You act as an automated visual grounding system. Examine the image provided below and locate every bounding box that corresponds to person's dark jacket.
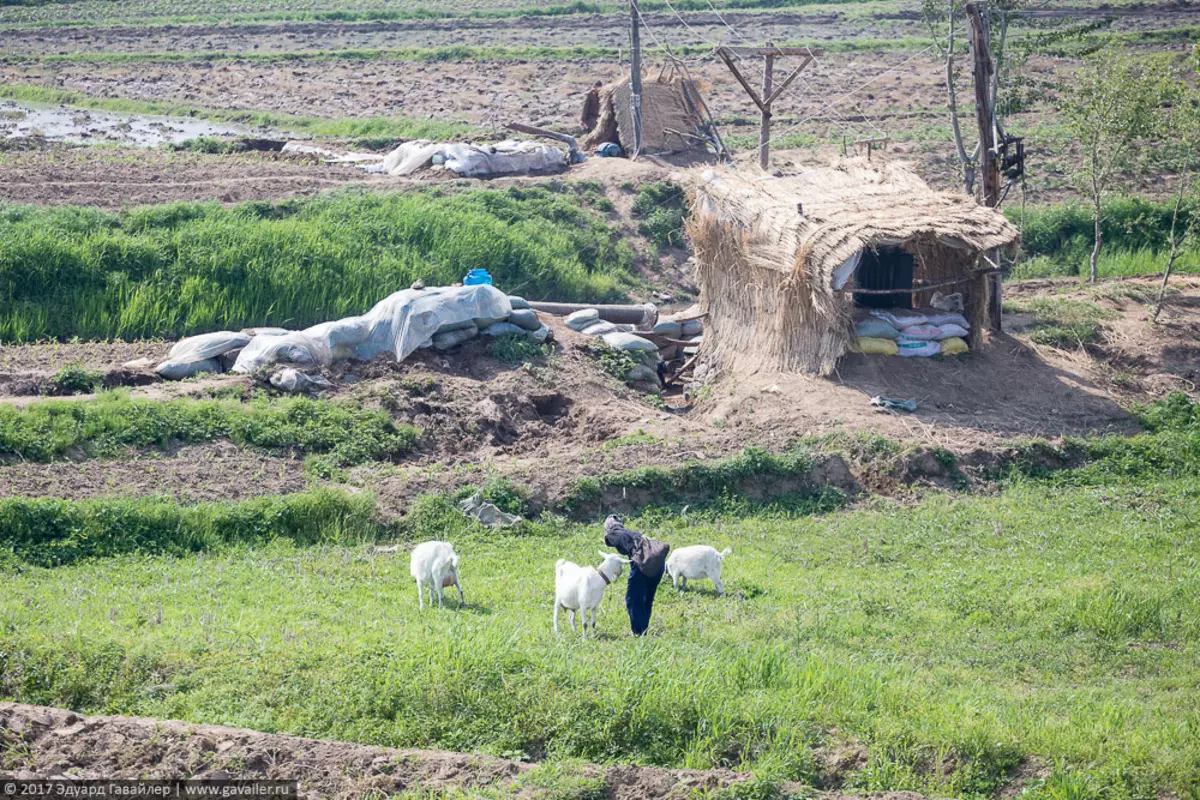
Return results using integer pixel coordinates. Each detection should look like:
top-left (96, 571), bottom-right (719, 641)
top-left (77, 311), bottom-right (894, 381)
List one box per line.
top-left (603, 515), bottom-right (669, 576)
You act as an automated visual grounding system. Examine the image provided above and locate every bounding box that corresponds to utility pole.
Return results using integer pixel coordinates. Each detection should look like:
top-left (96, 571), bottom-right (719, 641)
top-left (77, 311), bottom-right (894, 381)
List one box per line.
top-left (967, 1), bottom-right (1003, 332)
top-left (716, 44), bottom-right (821, 171)
top-left (629, 0), bottom-right (643, 159)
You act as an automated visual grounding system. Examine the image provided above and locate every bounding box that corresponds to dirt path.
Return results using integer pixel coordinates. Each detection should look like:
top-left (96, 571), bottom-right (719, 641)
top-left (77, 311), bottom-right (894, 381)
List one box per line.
top-left (0, 702), bottom-right (772, 798)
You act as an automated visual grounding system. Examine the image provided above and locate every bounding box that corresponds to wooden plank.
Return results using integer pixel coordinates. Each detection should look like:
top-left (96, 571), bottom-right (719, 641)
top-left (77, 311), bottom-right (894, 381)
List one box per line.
top-left (720, 45), bottom-right (824, 57)
top-left (833, 269), bottom-right (1003, 295)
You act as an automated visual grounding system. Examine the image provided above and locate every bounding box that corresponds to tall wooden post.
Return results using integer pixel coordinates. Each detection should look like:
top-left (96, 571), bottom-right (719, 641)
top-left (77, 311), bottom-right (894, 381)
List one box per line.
top-left (629, 0), bottom-right (644, 159)
top-left (759, 45), bottom-right (775, 169)
top-left (716, 45), bottom-right (821, 171)
top-left (968, 1), bottom-right (1003, 332)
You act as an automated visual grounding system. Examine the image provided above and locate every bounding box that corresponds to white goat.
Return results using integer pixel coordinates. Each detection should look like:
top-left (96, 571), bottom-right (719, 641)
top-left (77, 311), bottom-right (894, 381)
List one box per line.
top-left (666, 545), bottom-right (732, 596)
top-left (410, 540), bottom-right (463, 609)
top-left (554, 551), bottom-right (629, 638)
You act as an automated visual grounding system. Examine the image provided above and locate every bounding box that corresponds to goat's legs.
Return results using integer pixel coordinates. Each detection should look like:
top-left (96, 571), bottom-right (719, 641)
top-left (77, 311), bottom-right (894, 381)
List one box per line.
top-left (671, 571), bottom-right (680, 591)
top-left (455, 576), bottom-right (465, 606)
top-left (713, 575), bottom-right (725, 597)
top-left (416, 579), bottom-right (425, 610)
top-left (680, 576), bottom-right (688, 591)
top-left (553, 603), bottom-right (560, 634)
top-left (568, 609), bottom-right (578, 634)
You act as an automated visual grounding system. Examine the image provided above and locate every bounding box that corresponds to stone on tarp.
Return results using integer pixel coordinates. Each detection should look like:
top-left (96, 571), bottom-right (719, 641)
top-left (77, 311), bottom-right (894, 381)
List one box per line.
top-left (458, 491), bottom-right (523, 528)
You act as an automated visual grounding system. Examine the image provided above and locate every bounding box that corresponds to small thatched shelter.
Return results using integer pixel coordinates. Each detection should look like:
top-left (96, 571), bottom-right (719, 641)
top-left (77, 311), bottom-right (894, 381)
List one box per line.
top-left (686, 159), bottom-right (1020, 375)
top-left (582, 73), bottom-right (723, 157)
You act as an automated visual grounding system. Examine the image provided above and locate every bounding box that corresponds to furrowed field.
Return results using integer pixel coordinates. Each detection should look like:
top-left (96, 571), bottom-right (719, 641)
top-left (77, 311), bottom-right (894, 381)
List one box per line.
top-left (3, 400), bottom-right (1200, 800)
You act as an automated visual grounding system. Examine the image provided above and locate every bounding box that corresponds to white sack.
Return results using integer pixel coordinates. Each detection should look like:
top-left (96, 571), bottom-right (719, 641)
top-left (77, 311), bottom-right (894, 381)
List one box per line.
top-left (232, 331), bottom-right (330, 374)
top-left (167, 331), bottom-right (251, 363)
top-left (442, 140), bottom-right (566, 178)
top-left (156, 358), bottom-right (220, 379)
top-left (382, 140), bottom-right (444, 176)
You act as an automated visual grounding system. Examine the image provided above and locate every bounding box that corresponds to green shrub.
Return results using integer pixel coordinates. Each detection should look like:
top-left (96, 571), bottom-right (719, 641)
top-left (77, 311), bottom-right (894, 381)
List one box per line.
top-left (0, 491), bottom-right (382, 567)
top-left (487, 334), bottom-right (550, 365)
top-left (48, 364), bottom-right (101, 395)
top-left (0, 187), bottom-right (635, 342)
top-left (585, 341), bottom-right (638, 381)
top-left (631, 181), bottom-right (688, 249)
top-left (0, 393), bottom-right (419, 465)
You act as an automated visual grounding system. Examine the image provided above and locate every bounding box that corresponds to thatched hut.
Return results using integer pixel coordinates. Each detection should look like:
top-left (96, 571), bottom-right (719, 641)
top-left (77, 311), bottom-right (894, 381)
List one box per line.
top-left (582, 73), bottom-right (722, 157)
top-left (686, 159), bottom-right (1020, 375)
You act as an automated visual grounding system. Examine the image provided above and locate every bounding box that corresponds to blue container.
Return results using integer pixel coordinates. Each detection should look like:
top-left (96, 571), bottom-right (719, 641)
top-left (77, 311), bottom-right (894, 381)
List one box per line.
top-left (463, 269), bottom-right (493, 286)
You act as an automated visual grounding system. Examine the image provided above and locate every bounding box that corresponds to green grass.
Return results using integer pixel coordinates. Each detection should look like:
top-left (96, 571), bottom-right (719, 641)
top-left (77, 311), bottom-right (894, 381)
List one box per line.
top-left (0, 392), bottom-right (419, 465)
top-left (0, 185), bottom-right (635, 342)
top-left (631, 181), bottom-right (688, 250)
top-left (1002, 297), bottom-right (1118, 349)
top-left (1, 477), bottom-right (1198, 797)
top-left (0, 490), bottom-right (382, 568)
top-left (0, 83), bottom-right (471, 141)
top-left (487, 334), bottom-right (552, 365)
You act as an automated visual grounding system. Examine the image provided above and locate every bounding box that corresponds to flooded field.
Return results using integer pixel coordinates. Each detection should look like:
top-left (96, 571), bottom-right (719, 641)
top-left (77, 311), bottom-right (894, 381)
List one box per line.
top-left (0, 99), bottom-right (276, 146)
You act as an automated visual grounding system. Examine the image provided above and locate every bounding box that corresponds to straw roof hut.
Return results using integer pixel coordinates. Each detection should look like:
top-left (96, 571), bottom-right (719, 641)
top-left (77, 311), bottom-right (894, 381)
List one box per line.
top-left (582, 73), bottom-right (722, 157)
top-left (686, 158), bottom-right (1020, 375)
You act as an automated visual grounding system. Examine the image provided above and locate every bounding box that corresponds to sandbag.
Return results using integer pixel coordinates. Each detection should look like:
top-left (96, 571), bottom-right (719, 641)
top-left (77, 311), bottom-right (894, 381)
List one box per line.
top-left (442, 140), bottom-right (567, 178)
top-left (156, 358), bottom-right (220, 380)
top-left (869, 309), bottom-right (928, 329)
top-left (855, 318), bottom-right (900, 340)
top-left (270, 368), bottom-right (333, 393)
top-left (507, 295), bottom-right (531, 310)
top-left (681, 320), bottom-right (704, 338)
top-left (578, 320), bottom-right (619, 337)
top-left (914, 308), bottom-right (970, 328)
top-left (435, 319), bottom-right (477, 335)
top-left (303, 316), bottom-right (371, 360)
top-left (936, 323), bottom-right (970, 340)
top-left (898, 325), bottom-right (942, 341)
top-left (850, 337), bottom-right (899, 355)
top-left (653, 321), bottom-right (683, 338)
top-left (529, 324), bottom-right (553, 344)
top-left (381, 140), bottom-right (443, 176)
top-left (507, 308), bottom-right (542, 331)
top-left (940, 337), bottom-right (969, 355)
top-left (242, 327), bottom-right (290, 337)
top-left (601, 332), bottom-right (659, 352)
top-left (566, 308), bottom-right (600, 331)
top-left (481, 322), bottom-right (528, 337)
top-left (626, 364), bottom-right (660, 383)
top-left (432, 326), bottom-right (479, 350)
top-left (167, 331), bottom-right (251, 362)
top-left (895, 337), bottom-right (941, 358)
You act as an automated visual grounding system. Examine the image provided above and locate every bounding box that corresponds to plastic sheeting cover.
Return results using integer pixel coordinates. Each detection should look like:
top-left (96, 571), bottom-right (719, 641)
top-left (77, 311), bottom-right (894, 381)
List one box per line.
top-left (232, 285), bottom-right (511, 373)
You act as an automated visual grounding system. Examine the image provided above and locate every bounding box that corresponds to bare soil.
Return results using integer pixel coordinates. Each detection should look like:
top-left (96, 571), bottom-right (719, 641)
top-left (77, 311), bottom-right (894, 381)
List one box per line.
top-left (2, 278), bottom-right (1195, 511)
top-left (0, 702), bottom-right (766, 799)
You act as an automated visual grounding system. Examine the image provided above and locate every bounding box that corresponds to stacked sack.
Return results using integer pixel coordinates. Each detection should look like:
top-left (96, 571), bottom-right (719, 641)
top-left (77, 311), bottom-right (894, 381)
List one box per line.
top-left (850, 307), bottom-right (971, 358)
top-left (566, 308), bottom-right (664, 392)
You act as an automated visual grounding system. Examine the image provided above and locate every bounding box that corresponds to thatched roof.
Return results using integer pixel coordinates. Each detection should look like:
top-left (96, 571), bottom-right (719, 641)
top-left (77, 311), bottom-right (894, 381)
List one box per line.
top-left (685, 158), bottom-right (1020, 375)
top-left (582, 74), bottom-right (714, 156)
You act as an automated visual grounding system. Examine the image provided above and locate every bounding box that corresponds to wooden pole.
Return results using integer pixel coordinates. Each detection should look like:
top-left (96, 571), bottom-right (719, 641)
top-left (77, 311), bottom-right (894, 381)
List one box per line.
top-left (759, 43), bottom-right (775, 170)
top-left (967, 1), bottom-right (1003, 332)
top-left (629, 0), bottom-right (644, 159)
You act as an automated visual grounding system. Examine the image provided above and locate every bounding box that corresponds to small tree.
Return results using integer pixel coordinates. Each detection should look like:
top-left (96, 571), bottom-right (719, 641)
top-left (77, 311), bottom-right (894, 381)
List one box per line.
top-left (1061, 52), bottom-right (1168, 282)
top-left (1153, 61), bottom-right (1200, 322)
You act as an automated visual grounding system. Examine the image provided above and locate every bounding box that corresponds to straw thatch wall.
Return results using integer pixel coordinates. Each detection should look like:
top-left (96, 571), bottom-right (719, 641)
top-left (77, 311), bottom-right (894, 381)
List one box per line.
top-left (685, 159), bottom-right (1020, 375)
top-left (582, 74), bottom-right (708, 155)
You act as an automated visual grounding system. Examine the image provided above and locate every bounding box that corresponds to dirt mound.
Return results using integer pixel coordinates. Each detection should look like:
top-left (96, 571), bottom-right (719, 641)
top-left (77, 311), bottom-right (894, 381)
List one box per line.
top-left (0, 702), bottom-right (756, 798)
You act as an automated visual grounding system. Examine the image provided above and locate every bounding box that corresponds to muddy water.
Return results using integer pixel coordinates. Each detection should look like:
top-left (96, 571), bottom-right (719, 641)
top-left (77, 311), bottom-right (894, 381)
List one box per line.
top-left (0, 99), bottom-right (269, 146)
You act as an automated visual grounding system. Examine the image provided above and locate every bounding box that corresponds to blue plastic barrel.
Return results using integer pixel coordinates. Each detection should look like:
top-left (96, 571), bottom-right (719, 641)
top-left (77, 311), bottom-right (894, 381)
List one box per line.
top-left (463, 269), bottom-right (493, 286)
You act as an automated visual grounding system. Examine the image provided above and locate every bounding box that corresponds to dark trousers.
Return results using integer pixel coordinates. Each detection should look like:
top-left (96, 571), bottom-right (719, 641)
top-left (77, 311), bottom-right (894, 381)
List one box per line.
top-left (625, 562), bottom-right (663, 636)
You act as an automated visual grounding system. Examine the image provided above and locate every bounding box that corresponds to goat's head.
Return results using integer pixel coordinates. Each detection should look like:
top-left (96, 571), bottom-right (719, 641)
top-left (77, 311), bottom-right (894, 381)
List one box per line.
top-left (597, 550), bottom-right (631, 580)
top-left (603, 514), bottom-right (624, 533)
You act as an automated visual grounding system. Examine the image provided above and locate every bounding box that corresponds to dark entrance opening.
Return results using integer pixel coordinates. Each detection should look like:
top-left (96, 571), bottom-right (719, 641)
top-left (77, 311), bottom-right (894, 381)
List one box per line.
top-left (853, 247), bottom-right (914, 309)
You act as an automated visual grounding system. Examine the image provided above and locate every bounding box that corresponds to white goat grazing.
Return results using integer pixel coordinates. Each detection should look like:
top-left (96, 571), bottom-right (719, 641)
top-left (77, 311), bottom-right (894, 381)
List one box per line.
top-left (409, 540), bottom-right (463, 609)
top-left (666, 545), bottom-right (732, 596)
top-left (554, 551), bottom-right (629, 638)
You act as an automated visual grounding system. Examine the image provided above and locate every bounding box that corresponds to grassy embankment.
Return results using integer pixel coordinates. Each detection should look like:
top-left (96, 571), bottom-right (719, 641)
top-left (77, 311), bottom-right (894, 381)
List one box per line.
top-left (2, 397), bottom-right (1199, 799)
top-left (0, 185), bottom-right (634, 342)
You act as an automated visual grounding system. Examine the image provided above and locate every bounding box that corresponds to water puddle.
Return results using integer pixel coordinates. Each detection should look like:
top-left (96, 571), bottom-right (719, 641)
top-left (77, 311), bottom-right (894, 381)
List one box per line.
top-left (0, 99), bottom-right (277, 147)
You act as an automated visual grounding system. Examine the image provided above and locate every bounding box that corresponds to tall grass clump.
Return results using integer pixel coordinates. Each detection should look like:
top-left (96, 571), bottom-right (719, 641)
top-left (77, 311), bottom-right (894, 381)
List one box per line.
top-left (0, 490), bottom-right (382, 567)
top-left (0, 187), bottom-right (635, 341)
top-left (1009, 196), bottom-right (1200, 280)
top-left (0, 393), bottom-right (418, 464)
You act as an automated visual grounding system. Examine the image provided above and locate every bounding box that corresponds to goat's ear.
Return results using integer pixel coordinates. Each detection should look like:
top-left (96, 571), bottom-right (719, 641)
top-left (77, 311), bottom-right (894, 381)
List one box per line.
top-left (598, 550), bottom-right (610, 559)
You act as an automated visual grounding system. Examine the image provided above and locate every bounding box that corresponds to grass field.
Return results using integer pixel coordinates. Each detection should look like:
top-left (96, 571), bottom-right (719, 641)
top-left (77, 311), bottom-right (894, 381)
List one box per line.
top-left (0, 186), bottom-right (634, 342)
top-left (1, 478), bottom-right (1197, 799)
top-left (2, 399), bottom-right (1200, 798)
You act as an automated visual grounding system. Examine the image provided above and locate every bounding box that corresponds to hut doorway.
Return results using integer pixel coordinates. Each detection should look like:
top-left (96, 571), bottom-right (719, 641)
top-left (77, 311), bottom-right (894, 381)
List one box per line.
top-left (853, 247), bottom-right (913, 310)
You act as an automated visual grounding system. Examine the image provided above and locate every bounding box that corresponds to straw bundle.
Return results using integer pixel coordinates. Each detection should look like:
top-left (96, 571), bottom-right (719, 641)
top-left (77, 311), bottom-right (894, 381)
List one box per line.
top-left (685, 158), bottom-right (1020, 375)
top-left (582, 74), bottom-right (709, 155)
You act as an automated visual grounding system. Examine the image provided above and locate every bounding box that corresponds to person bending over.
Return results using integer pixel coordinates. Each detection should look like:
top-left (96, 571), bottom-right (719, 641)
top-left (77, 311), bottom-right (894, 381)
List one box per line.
top-left (603, 514), bottom-right (669, 636)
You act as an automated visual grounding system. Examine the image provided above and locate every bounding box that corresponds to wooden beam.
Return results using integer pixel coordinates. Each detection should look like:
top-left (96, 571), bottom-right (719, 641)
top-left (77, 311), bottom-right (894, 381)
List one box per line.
top-left (967, 1), bottom-right (1003, 332)
top-left (759, 47), bottom-right (775, 170)
top-left (764, 55), bottom-right (813, 106)
top-left (719, 45), bottom-right (824, 57)
top-left (630, 0), bottom-right (644, 158)
top-left (716, 49), bottom-right (766, 112)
